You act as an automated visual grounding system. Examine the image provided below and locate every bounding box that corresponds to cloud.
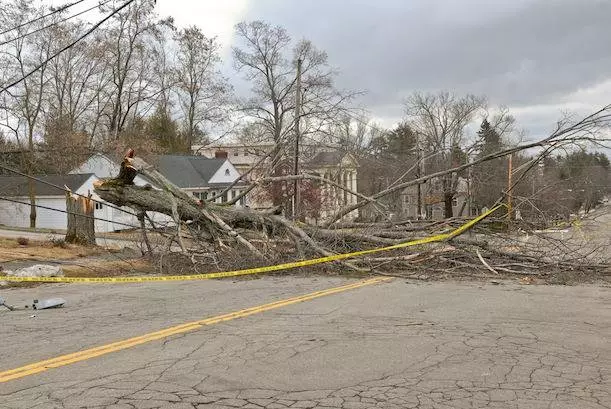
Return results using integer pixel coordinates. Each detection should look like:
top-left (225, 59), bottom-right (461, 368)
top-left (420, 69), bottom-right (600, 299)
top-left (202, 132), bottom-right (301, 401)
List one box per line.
top-left (156, 0), bottom-right (249, 53)
top-left (236, 0), bottom-right (611, 134)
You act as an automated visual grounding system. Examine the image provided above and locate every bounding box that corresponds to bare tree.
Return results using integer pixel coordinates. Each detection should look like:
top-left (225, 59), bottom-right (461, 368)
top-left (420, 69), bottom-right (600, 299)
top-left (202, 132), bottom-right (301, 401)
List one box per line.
top-left (0, 0), bottom-right (54, 227)
top-left (233, 20), bottom-right (356, 210)
top-left (233, 21), bottom-right (355, 154)
top-left (405, 91), bottom-right (485, 218)
top-left (174, 26), bottom-right (232, 148)
top-left (40, 21), bottom-right (109, 171)
top-left (100, 0), bottom-right (169, 139)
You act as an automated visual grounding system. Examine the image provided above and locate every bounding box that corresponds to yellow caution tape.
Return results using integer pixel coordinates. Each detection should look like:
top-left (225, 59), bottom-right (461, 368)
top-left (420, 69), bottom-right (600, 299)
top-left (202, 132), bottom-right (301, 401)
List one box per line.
top-left (1, 205), bottom-right (504, 283)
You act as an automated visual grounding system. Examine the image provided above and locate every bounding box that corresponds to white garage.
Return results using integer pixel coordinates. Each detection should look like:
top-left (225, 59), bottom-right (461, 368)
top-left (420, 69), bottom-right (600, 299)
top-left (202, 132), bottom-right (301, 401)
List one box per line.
top-left (0, 173), bottom-right (139, 232)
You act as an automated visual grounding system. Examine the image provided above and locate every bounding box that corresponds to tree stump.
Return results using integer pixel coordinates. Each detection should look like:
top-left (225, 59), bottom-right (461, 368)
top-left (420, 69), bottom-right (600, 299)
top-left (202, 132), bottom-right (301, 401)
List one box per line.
top-left (65, 191), bottom-right (96, 245)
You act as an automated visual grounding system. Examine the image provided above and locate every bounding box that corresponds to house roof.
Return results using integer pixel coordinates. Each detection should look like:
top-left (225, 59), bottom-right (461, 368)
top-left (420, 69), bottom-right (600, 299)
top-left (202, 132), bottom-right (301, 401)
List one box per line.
top-left (307, 151), bottom-right (357, 167)
top-left (152, 155), bottom-right (227, 188)
top-left (0, 174), bottom-right (94, 197)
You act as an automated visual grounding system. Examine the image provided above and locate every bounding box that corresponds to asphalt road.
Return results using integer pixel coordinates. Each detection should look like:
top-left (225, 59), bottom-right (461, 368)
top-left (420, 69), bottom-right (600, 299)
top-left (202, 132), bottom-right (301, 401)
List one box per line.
top-left (1, 276), bottom-right (610, 409)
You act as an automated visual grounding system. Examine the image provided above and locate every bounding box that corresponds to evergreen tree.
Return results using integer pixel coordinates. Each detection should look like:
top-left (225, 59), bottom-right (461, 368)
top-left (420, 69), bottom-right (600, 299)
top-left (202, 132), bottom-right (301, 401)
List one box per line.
top-left (146, 105), bottom-right (187, 153)
top-left (472, 119), bottom-right (508, 208)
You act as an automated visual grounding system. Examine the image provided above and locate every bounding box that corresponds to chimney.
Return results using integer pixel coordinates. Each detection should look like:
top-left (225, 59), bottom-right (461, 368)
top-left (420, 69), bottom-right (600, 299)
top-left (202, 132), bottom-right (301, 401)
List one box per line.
top-left (214, 150), bottom-right (228, 159)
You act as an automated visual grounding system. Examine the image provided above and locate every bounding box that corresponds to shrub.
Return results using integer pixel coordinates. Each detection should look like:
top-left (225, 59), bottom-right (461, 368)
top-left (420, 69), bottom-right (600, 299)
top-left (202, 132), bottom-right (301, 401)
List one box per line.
top-left (16, 237), bottom-right (29, 246)
top-left (50, 238), bottom-right (68, 248)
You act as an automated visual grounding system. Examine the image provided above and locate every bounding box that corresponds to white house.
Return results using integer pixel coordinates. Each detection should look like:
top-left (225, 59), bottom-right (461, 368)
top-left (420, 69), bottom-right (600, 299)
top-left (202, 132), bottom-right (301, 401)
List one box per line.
top-left (0, 173), bottom-right (113, 231)
top-left (69, 153), bottom-right (154, 232)
top-left (0, 153), bottom-right (248, 233)
top-left (149, 154), bottom-right (248, 205)
top-left (307, 151), bottom-right (359, 221)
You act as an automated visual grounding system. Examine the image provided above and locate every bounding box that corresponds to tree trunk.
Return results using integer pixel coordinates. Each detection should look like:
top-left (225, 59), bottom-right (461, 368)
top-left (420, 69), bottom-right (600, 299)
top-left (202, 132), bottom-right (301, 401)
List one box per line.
top-left (65, 192), bottom-right (96, 245)
top-left (444, 191), bottom-right (454, 219)
top-left (28, 178), bottom-right (37, 229)
top-left (27, 142), bottom-right (36, 228)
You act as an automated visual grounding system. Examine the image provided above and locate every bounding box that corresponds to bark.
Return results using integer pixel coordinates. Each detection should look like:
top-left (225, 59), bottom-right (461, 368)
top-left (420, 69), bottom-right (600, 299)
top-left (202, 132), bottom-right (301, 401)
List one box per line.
top-left (28, 178), bottom-right (37, 229)
top-left (92, 151), bottom-right (510, 267)
top-left (444, 191), bottom-right (454, 219)
top-left (65, 191), bottom-right (95, 245)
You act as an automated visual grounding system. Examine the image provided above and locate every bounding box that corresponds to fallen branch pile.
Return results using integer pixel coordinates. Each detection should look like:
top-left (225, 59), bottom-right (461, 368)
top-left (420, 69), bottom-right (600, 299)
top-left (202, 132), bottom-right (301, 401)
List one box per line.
top-left (93, 151), bottom-right (610, 285)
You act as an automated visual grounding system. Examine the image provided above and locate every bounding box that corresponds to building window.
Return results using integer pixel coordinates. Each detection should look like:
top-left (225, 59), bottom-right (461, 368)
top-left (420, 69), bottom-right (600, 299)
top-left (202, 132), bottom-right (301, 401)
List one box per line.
top-left (95, 202), bottom-right (103, 210)
top-left (234, 151), bottom-right (239, 156)
top-left (452, 197), bottom-right (458, 207)
top-left (203, 191), bottom-right (208, 200)
top-left (225, 169), bottom-right (230, 176)
top-left (243, 151), bottom-right (249, 156)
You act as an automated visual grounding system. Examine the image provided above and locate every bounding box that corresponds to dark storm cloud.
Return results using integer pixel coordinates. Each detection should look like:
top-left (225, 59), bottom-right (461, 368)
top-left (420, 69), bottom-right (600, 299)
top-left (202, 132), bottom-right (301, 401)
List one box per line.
top-left (237, 0), bottom-right (611, 132)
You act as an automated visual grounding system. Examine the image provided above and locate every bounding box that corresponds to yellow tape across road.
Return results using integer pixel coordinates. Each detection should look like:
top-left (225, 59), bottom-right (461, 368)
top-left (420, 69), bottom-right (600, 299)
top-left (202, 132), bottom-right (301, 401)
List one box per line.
top-left (0, 277), bottom-right (390, 383)
top-left (1, 205), bottom-right (503, 283)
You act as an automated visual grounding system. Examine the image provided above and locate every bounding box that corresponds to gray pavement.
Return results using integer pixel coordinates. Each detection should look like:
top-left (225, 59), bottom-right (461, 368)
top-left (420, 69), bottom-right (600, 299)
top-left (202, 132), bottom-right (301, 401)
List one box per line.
top-left (1, 277), bottom-right (610, 409)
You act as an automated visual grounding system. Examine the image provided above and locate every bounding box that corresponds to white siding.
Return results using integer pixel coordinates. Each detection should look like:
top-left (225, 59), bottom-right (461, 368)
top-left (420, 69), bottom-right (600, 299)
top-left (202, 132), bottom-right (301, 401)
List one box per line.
top-left (70, 154), bottom-right (150, 186)
top-left (0, 196), bottom-right (68, 230)
top-left (209, 160), bottom-right (240, 184)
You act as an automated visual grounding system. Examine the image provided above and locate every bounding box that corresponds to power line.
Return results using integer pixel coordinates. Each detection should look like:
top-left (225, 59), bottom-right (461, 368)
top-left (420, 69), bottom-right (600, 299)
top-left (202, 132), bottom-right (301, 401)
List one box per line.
top-left (0, 162), bottom-right (139, 217)
top-left (0, 0), bottom-right (86, 36)
top-left (0, 0), bottom-right (136, 95)
top-left (0, 0), bottom-right (115, 47)
top-left (0, 196), bottom-right (141, 230)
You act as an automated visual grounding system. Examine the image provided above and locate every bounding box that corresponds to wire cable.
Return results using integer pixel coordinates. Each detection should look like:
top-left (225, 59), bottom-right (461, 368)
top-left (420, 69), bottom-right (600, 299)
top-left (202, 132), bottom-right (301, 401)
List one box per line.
top-left (0, 162), bottom-right (139, 217)
top-left (0, 0), bottom-right (114, 47)
top-left (0, 195), bottom-right (141, 229)
top-left (0, 0), bottom-right (86, 36)
top-left (0, 0), bottom-right (136, 95)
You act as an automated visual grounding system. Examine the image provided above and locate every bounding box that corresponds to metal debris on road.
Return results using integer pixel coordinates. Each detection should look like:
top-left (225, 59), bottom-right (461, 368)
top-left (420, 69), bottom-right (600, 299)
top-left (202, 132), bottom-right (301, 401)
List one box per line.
top-left (33, 298), bottom-right (66, 310)
top-left (0, 296), bottom-right (15, 311)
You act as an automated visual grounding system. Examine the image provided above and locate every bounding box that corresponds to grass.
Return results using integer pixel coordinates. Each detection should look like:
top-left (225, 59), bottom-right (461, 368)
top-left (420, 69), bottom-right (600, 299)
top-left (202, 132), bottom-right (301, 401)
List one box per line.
top-left (62, 258), bottom-right (152, 277)
top-left (0, 238), bottom-right (104, 263)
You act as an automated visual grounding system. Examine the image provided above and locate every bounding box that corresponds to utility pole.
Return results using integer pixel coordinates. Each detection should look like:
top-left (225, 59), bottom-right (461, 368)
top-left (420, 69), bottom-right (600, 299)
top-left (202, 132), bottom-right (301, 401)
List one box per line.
top-left (466, 153), bottom-right (472, 217)
top-left (292, 58), bottom-right (302, 220)
top-left (507, 153), bottom-right (513, 221)
top-left (416, 144), bottom-right (422, 219)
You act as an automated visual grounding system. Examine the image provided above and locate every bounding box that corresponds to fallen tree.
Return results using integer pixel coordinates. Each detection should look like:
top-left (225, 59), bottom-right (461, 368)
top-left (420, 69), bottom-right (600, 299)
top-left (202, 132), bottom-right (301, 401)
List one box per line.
top-left (93, 150), bottom-right (496, 274)
top-left (91, 105), bottom-right (610, 282)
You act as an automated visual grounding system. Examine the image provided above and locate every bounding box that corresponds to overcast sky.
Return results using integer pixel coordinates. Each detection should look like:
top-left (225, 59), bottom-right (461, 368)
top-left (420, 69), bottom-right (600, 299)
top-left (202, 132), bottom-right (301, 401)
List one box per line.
top-left (152, 0), bottom-right (610, 140)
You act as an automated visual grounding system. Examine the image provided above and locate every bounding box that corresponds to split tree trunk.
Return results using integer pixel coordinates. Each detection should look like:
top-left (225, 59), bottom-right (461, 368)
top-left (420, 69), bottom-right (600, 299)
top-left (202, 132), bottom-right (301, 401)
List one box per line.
top-left (28, 178), bottom-right (37, 229)
top-left (65, 192), bottom-right (96, 245)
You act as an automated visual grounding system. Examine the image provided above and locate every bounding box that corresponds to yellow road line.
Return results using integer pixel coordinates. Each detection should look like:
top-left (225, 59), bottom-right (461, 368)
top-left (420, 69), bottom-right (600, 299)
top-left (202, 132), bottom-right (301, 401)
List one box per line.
top-left (0, 277), bottom-right (391, 383)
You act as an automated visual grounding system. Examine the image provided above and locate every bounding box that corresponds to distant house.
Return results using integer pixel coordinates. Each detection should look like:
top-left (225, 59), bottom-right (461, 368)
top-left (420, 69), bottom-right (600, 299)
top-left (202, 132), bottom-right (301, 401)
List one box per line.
top-left (401, 177), bottom-right (471, 220)
top-left (193, 143), bottom-right (270, 175)
top-left (195, 143), bottom-right (359, 221)
top-left (0, 152), bottom-right (249, 233)
top-left (73, 152), bottom-right (248, 202)
top-left (150, 154), bottom-right (248, 205)
top-left (307, 151), bottom-right (359, 220)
